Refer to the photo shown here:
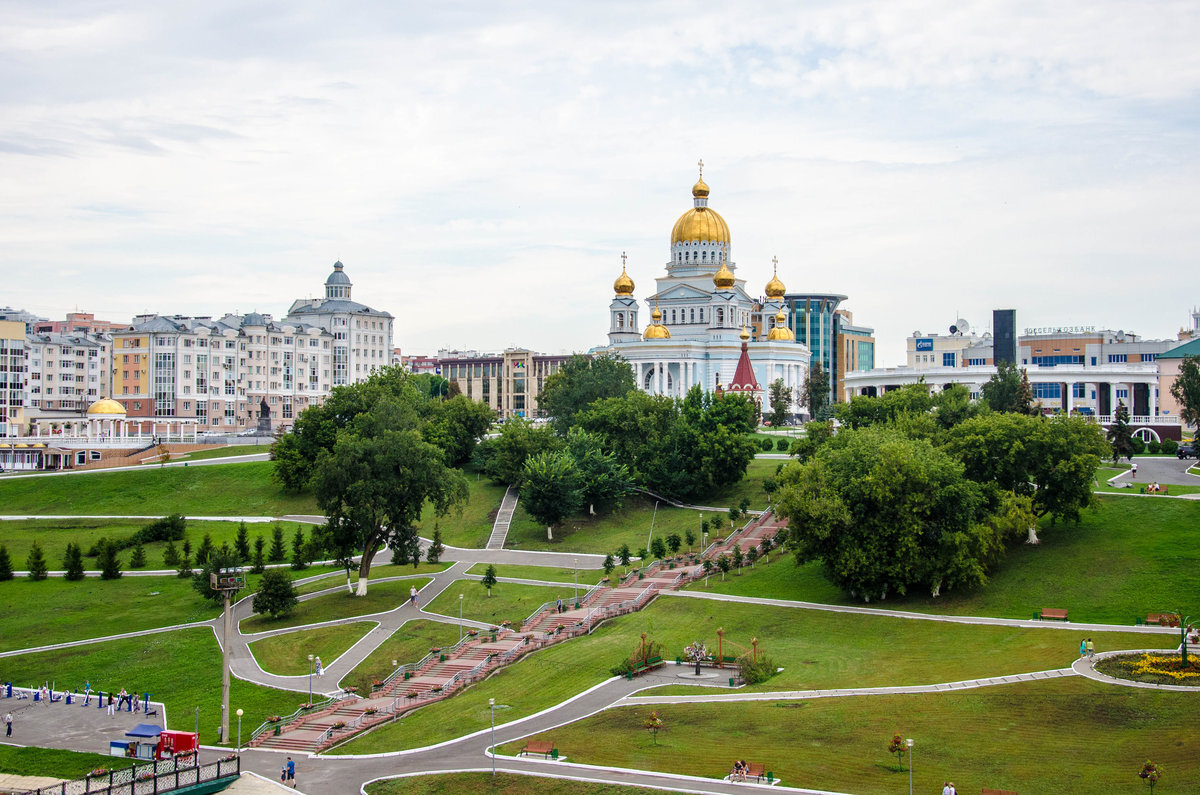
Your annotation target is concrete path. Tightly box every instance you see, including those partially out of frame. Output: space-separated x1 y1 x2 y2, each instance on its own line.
0 453 270 479
486 486 518 549
1109 455 1199 487
1073 647 1200 692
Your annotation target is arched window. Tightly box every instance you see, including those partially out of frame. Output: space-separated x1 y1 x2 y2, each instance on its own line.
702 250 707 262
700 308 705 323
689 308 695 324
616 313 624 329
716 307 724 326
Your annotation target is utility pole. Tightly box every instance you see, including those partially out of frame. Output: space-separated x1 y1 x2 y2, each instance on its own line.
211 568 245 744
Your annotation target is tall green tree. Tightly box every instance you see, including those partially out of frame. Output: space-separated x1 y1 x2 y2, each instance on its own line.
235 523 251 563
290 526 309 571
520 450 583 539
252 569 298 619
63 542 85 581
250 535 266 574
473 418 562 486
767 378 793 427
943 412 1108 528
422 395 496 467
565 427 631 514
27 541 48 581
97 541 122 581
129 544 146 569
314 399 468 595
425 527 445 564
1169 354 1200 427
195 533 214 566
537 353 636 434
802 363 832 419
0 545 13 580
980 361 1035 414
776 426 996 601
268 526 287 562
481 564 498 596
1107 400 1135 464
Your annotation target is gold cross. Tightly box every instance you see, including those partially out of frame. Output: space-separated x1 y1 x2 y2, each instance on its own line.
698 158 704 178
772 255 779 272
621 251 627 268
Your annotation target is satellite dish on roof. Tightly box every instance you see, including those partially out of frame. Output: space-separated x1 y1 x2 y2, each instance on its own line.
1116 330 1125 341
949 325 958 335
956 319 970 334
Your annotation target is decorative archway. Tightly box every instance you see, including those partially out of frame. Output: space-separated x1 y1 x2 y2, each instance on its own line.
1133 427 1161 443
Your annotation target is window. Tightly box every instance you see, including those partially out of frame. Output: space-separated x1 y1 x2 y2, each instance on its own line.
967 358 987 366
1032 383 1062 399
1108 354 1127 363
1030 355 1083 367
942 352 956 367
1073 383 1086 398
1116 388 1128 399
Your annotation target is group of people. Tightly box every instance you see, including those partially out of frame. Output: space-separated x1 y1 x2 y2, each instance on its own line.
1146 481 1165 493
729 759 753 781
942 783 958 795
1079 638 1096 658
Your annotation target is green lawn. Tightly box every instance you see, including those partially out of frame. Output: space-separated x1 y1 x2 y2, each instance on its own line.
505 496 707 555
0 629 307 745
465 562 608 586
703 457 782 512
175 444 273 461
414 474 508 549
1094 467 1200 495
366 773 666 794
689 496 1200 624
0 746 134 779
502 677 1200 795
424 582 568 629
343 619 464 694
240 578 432 633
0 461 317 516
331 596 1168 754
249 622 375 676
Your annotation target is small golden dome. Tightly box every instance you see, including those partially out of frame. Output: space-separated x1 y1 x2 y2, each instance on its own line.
644 306 671 340
692 178 710 198
765 261 786 299
767 308 795 341
86 397 127 415
740 326 750 341
613 265 635 296
713 261 735 289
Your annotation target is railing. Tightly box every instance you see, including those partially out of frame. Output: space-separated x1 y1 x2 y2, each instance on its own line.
32 756 239 795
1092 415 1180 425
249 693 343 743
371 630 484 694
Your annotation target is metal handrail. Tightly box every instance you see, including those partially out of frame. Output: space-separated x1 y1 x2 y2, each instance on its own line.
372 630 483 693
249 693 341 742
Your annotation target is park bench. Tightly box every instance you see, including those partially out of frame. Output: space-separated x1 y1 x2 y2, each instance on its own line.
627 656 665 678
1037 608 1068 621
1141 486 1170 495
1140 613 1179 627
746 762 772 783
982 789 1018 795
520 740 557 759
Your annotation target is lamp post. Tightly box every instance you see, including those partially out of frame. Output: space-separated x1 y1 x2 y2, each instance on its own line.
906 738 914 795
573 558 578 604
236 708 243 755
307 654 314 706
489 698 496 777
459 594 464 642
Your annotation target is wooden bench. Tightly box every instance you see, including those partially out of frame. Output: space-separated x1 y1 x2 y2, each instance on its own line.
628 656 666 678
746 762 770 782
1038 608 1068 621
982 788 1018 795
520 740 557 758
1142 613 1178 627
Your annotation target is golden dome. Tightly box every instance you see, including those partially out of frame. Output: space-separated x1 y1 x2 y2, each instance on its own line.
672 206 730 246
692 178 710 198
86 397 127 415
765 260 786 300
767 308 795 341
740 326 750 341
613 265 635 297
644 306 671 340
713 261 735 289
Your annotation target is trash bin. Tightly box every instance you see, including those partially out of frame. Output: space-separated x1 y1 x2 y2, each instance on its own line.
729 677 735 687
274 725 281 736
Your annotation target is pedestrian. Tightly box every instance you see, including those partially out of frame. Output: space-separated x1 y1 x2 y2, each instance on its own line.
557 597 563 614
315 657 323 677
1086 638 1095 658
410 586 418 607
4 711 11 737
949 783 957 795
1131 461 1138 479
83 680 92 706
1079 638 1087 658
107 692 115 717
285 756 296 787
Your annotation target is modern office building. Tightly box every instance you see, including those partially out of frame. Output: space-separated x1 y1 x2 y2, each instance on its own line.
438 348 570 419
593 169 811 416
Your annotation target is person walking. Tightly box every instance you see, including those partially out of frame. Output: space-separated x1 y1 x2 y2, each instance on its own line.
409 586 418 607
285 756 296 787
4 711 12 737
1086 638 1095 659
107 692 115 717
1131 461 1138 479
314 657 323 677
1080 638 1087 658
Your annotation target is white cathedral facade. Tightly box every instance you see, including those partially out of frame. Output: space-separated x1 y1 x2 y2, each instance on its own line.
593 169 810 416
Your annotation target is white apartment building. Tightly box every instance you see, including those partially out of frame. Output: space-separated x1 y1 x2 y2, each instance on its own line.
24 332 112 416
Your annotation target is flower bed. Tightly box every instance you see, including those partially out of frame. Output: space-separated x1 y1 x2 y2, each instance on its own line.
1096 653 1200 685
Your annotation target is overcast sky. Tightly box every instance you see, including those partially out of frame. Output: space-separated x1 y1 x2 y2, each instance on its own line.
2 0 1198 365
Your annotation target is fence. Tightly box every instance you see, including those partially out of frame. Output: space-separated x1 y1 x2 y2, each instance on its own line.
248 693 342 743
31 756 239 795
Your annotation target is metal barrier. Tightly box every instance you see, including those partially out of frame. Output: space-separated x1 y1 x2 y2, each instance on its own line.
32 756 239 795
249 693 342 743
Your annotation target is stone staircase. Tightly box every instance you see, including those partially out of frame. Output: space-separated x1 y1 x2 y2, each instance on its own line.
250 510 784 754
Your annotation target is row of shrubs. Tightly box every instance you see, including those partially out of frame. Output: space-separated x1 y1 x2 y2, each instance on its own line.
1138 438 1178 455
757 437 791 452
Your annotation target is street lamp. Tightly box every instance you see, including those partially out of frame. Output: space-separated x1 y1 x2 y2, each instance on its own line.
489 698 496 778
573 557 578 604
307 654 314 706
235 708 243 755
906 738 914 795
459 594 464 642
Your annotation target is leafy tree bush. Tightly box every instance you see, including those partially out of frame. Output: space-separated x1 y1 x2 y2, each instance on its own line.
617 544 632 568
737 652 778 684
63 542 85 581
732 545 744 572
252 569 298 619
0 545 13 581
520 450 583 537
684 529 696 551
1169 354 1200 427
1131 435 1147 455
268 525 287 562
474 419 562 486
980 361 1035 414
536 352 636 434
1161 439 1178 455
129 544 146 569
290 527 308 571
602 553 615 580
1146 440 1161 454
649 537 667 561
250 536 266 574
481 564 498 596
767 378 793 428
176 555 193 579
759 438 773 451
425 527 445 564
162 540 180 568
27 541 48 581
666 533 682 556
235 522 251 563
97 542 122 580
130 514 187 546
195 534 214 566
776 438 789 451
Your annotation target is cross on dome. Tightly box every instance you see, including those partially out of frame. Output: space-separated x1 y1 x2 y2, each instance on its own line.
698 158 704 178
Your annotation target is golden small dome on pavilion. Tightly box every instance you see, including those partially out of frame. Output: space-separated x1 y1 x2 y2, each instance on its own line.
767 308 795 341
692 178 710 198
86 398 127 415
613 265 635 296
713 261 735 289
740 326 750 341
644 306 671 340
765 261 786 300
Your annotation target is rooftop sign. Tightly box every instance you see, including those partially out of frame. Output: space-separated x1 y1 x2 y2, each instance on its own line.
1023 326 1097 335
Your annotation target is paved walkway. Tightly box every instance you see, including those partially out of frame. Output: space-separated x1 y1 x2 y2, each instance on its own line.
487 486 518 549
1109 455 1199 487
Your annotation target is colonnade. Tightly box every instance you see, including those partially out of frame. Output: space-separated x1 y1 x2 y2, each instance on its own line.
632 359 807 411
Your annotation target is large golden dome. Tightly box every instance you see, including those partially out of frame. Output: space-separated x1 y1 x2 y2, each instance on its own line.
86 397 127 415
713 261 736 289
767 308 795 341
644 307 671 340
671 179 730 245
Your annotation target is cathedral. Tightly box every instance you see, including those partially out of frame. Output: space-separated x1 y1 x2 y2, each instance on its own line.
593 166 811 416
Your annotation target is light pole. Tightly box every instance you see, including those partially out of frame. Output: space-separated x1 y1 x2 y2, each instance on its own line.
489 698 496 777
573 557 578 604
459 594 464 642
236 708 243 755
906 738 914 795
307 654 314 706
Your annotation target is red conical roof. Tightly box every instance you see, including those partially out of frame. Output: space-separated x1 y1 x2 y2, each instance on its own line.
727 340 760 393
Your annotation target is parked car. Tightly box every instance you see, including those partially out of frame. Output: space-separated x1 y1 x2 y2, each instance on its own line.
1178 443 1197 460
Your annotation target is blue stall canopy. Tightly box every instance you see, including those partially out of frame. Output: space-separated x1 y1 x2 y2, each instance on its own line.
125 724 164 739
